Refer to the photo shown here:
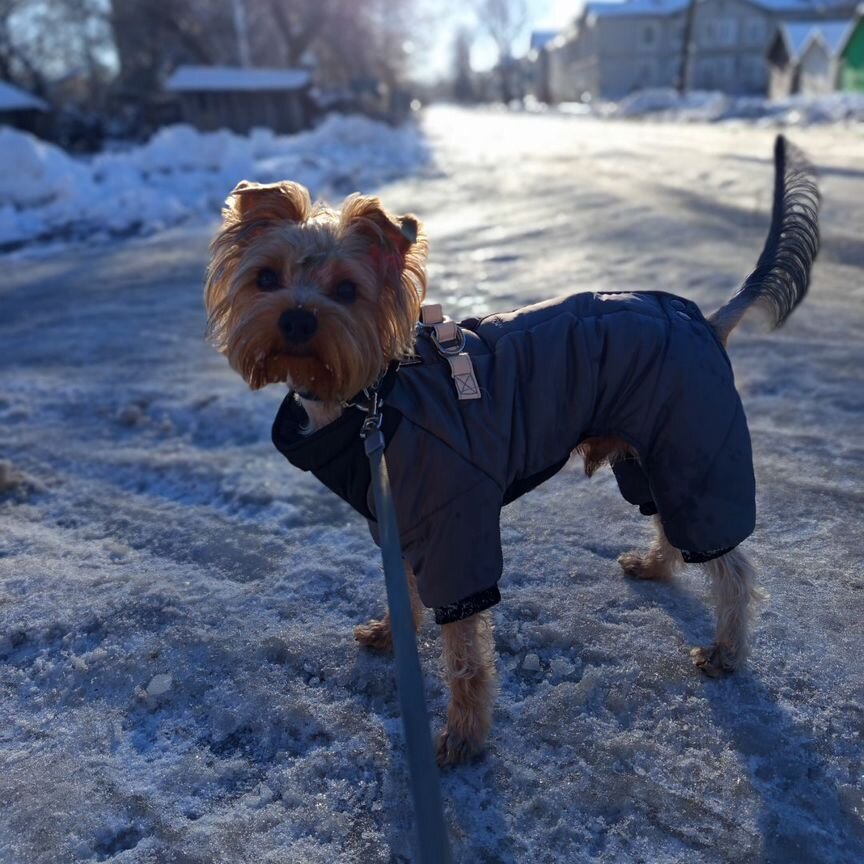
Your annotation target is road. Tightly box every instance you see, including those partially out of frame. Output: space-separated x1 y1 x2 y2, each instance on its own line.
1 107 863 863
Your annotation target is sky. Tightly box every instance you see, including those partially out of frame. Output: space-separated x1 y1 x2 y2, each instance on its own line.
416 0 588 82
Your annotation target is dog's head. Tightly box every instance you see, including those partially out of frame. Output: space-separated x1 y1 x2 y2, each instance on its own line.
205 180 427 400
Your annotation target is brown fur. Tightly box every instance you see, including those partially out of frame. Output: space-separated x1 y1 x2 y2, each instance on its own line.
437 611 496 766
205 180 427 400
354 564 425 652
576 436 635 477
619 514 683 582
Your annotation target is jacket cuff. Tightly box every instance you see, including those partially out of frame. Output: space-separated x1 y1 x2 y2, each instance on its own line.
680 545 736 564
434 585 501 625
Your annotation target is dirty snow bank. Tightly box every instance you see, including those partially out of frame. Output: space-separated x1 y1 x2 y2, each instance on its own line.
535 89 864 126
0 114 431 251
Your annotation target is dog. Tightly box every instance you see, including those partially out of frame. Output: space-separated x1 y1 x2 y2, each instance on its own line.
205 136 820 766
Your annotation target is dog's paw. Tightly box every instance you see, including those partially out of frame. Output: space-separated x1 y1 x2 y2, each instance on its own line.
690 645 736 678
436 728 483 767
618 551 673 582
353 619 393 652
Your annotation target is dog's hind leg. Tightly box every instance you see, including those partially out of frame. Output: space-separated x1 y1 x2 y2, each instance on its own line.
437 611 496 766
354 561 424 652
619 515 683 582
691 547 765 677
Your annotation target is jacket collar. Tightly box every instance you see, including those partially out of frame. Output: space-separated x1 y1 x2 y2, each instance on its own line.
271 361 402 473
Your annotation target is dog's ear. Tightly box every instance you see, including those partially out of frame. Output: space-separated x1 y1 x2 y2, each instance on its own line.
339 194 419 256
225 180 312 224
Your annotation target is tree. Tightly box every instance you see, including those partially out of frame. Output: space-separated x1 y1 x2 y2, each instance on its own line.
110 0 237 96
474 0 526 102
0 0 114 102
452 28 475 103
677 0 698 94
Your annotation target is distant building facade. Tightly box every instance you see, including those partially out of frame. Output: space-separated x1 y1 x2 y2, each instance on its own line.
164 66 312 134
532 0 858 102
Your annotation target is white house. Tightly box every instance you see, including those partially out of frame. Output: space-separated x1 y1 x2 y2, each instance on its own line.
531 0 858 102
768 19 854 95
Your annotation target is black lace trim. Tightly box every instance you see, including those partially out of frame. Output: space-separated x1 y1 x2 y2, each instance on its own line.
434 585 501 625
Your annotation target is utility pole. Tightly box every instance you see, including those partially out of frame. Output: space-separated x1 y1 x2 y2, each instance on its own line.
231 0 251 67
677 0 698 94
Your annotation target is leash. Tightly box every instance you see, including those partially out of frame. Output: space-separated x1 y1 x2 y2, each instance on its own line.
360 391 453 864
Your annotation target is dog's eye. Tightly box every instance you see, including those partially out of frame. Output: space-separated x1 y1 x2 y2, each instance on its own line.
334 280 357 304
256 268 280 291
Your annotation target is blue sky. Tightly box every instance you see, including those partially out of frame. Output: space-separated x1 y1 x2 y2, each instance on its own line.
417 0 587 81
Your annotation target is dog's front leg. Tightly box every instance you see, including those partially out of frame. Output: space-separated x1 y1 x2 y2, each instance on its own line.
354 561 424 652
437 611 496 766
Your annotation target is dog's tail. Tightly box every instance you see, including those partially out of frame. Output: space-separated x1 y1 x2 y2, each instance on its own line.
708 135 820 346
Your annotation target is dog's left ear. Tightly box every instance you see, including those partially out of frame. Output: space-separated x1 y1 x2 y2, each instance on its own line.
340 194 419 257
226 180 312 224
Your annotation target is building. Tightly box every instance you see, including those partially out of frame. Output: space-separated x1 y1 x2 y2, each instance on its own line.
689 0 855 95
532 0 858 102
164 66 312 134
768 20 854 96
839 7 864 89
567 0 689 100
0 81 49 136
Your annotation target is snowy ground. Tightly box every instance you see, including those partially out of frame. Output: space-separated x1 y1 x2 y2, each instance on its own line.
540 88 864 125
1 106 863 863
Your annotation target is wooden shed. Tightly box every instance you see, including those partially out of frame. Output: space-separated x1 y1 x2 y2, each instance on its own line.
0 81 49 135
164 66 312 134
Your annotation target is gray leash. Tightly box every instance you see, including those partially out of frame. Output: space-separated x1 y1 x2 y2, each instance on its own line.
360 393 453 864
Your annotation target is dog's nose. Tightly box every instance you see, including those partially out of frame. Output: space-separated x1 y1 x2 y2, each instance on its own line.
278 308 318 343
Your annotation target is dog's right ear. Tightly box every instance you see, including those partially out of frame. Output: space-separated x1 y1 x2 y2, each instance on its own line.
225 180 312 224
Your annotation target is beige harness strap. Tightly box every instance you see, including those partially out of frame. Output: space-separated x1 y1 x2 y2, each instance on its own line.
420 304 482 401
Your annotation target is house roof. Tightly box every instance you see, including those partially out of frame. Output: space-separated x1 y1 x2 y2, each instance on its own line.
165 66 311 93
778 18 854 59
747 0 850 10
530 30 559 51
585 0 688 18
0 81 48 112
586 0 853 17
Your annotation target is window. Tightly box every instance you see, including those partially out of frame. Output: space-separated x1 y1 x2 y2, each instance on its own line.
743 18 767 48
702 18 738 48
643 24 656 45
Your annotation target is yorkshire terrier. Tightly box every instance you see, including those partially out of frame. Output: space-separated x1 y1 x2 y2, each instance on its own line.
205 136 819 765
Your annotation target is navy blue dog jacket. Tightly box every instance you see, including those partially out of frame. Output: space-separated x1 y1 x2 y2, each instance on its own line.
272 291 756 624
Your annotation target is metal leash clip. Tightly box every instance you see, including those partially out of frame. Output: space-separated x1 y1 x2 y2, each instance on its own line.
360 391 385 455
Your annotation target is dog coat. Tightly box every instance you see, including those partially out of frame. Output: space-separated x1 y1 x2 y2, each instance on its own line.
272 291 756 624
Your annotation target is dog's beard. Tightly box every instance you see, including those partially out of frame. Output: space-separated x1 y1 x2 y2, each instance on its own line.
225 303 388 401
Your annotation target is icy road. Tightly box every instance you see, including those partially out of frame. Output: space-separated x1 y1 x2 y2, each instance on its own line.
1 107 863 863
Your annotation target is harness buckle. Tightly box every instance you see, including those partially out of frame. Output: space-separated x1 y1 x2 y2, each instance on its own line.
430 321 466 356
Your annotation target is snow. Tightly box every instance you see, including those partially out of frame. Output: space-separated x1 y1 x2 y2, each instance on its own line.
591 88 864 124
165 65 311 92
0 81 48 112
1 105 864 863
0 114 431 252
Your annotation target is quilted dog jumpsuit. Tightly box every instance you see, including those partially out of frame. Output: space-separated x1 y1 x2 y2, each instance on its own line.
272 291 756 623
